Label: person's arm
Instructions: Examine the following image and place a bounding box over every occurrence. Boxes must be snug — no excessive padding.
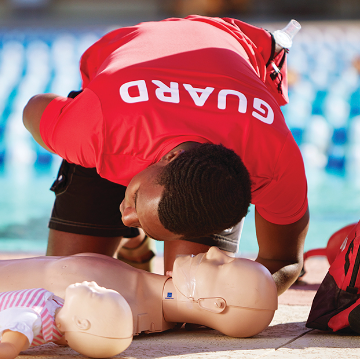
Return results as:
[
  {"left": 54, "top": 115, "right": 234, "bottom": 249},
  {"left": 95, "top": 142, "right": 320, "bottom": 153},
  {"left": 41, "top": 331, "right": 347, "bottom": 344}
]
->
[
  {"left": 0, "top": 330, "right": 29, "bottom": 359},
  {"left": 255, "top": 206, "right": 309, "bottom": 295},
  {"left": 22, "top": 93, "right": 61, "bottom": 153}
]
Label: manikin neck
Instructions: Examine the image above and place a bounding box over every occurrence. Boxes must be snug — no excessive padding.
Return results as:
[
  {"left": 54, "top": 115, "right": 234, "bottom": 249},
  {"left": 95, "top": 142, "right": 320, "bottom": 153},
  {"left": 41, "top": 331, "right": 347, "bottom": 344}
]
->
[
  {"left": 162, "top": 278, "right": 181, "bottom": 323},
  {"left": 162, "top": 278, "right": 201, "bottom": 324},
  {"left": 162, "top": 278, "right": 177, "bottom": 301}
]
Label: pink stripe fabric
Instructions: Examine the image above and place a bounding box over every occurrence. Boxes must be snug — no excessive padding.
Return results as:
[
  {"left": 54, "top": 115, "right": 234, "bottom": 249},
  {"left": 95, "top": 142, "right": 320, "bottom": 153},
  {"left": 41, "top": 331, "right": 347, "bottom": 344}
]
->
[{"left": 0, "top": 288, "right": 63, "bottom": 346}]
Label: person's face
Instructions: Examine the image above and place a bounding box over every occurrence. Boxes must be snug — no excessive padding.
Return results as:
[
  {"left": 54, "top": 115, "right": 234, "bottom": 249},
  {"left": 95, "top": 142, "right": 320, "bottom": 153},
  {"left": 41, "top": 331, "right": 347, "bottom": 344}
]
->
[{"left": 120, "top": 163, "right": 183, "bottom": 241}]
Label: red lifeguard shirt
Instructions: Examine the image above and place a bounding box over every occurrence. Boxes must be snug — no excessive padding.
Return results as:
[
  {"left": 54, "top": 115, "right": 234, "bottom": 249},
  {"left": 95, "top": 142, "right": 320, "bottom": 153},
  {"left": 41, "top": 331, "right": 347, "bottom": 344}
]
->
[{"left": 40, "top": 15, "right": 308, "bottom": 225}]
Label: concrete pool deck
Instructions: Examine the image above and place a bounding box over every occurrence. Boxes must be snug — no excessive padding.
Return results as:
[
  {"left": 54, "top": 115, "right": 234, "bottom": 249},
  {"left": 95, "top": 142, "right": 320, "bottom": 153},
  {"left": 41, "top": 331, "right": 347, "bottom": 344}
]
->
[{"left": 2, "top": 253, "right": 359, "bottom": 358}]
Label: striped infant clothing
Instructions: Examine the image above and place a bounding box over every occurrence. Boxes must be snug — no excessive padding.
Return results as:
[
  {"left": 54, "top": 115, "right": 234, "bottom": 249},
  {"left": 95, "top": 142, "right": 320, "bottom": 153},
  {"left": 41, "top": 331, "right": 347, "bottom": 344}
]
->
[{"left": 0, "top": 288, "right": 64, "bottom": 346}]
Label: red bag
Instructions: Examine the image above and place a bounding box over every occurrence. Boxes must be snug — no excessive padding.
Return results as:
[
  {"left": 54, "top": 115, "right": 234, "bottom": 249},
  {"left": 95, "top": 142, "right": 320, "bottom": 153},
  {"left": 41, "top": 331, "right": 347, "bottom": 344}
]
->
[{"left": 306, "top": 220, "right": 360, "bottom": 333}]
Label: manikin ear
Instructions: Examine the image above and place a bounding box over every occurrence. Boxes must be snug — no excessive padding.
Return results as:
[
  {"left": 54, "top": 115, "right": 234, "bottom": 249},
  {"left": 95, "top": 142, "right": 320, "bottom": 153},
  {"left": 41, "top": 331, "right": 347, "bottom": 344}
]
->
[
  {"left": 73, "top": 317, "right": 91, "bottom": 331},
  {"left": 198, "top": 297, "right": 227, "bottom": 314}
]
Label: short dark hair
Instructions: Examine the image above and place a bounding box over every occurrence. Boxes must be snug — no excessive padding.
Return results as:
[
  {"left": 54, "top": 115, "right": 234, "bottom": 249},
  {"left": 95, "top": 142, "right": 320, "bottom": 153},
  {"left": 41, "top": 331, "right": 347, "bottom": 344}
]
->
[{"left": 156, "top": 143, "right": 252, "bottom": 239}]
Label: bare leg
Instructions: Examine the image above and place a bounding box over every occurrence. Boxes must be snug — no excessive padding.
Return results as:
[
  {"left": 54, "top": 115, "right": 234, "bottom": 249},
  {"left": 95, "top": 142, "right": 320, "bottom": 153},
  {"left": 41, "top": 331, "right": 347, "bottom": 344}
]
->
[
  {"left": 47, "top": 229, "right": 122, "bottom": 257},
  {"left": 116, "top": 229, "right": 157, "bottom": 271}
]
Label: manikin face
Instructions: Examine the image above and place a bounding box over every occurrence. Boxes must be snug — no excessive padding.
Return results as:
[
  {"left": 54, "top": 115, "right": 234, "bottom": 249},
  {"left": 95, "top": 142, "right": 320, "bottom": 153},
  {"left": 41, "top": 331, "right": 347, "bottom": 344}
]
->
[
  {"left": 120, "top": 163, "right": 183, "bottom": 241},
  {"left": 172, "top": 247, "right": 278, "bottom": 311},
  {"left": 172, "top": 247, "right": 235, "bottom": 299},
  {"left": 56, "top": 281, "right": 133, "bottom": 338}
]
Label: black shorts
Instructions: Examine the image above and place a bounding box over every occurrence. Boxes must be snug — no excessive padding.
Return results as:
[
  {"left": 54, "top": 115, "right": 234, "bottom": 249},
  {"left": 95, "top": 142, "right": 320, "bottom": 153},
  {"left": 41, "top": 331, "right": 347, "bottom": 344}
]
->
[
  {"left": 49, "top": 160, "right": 139, "bottom": 238},
  {"left": 49, "top": 160, "right": 241, "bottom": 252}
]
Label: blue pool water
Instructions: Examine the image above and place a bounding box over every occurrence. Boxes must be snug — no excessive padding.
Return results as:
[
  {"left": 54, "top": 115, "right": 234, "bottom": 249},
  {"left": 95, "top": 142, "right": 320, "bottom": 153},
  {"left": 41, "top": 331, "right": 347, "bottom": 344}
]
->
[
  {"left": 1, "top": 163, "right": 359, "bottom": 255},
  {"left": 1, "top": 21, "right": 360, "bottom": 255}
]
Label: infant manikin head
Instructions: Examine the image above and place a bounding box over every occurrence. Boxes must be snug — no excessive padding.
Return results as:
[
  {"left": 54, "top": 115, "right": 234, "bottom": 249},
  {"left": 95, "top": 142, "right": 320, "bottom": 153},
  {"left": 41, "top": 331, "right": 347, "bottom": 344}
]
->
[
  {"left": 169, "top": 247, "right": 277, "bottom": 337},
  {"left": 55, "top": 281, "right": 133, "bottom": 358}
]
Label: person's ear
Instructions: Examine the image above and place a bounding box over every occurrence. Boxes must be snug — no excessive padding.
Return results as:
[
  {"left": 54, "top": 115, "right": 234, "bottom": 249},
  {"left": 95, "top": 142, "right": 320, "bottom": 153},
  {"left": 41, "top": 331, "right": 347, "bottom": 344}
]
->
[
  {"left": 74, "top": 317, "right": 91, "bottom": 331},
  {"left": 198, "top": 297, "right": 227, "bottom": 313},
  {"left": 161, "top": 149, "right": 185, "bottom": 162}
]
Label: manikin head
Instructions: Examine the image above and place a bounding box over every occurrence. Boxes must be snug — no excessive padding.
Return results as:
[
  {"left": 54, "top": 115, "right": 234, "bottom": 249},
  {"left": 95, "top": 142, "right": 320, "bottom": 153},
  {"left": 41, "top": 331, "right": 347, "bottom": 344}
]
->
[
  {"left": 165, "top": 247, "right": 277, "bottom": 337},
  {"left": 55, "top": 281, "right": 133, "bottom": 358}
]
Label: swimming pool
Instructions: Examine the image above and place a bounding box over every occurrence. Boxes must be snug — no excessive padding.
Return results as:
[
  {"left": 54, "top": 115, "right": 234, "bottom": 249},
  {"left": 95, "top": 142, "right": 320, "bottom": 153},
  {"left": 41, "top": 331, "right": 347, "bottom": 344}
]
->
[
  {"left": 0, "top": 21, "right": 360, "bottom": 255},
  {"left": 1, "top": 160, "right": 359, "bottom": 255}
]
